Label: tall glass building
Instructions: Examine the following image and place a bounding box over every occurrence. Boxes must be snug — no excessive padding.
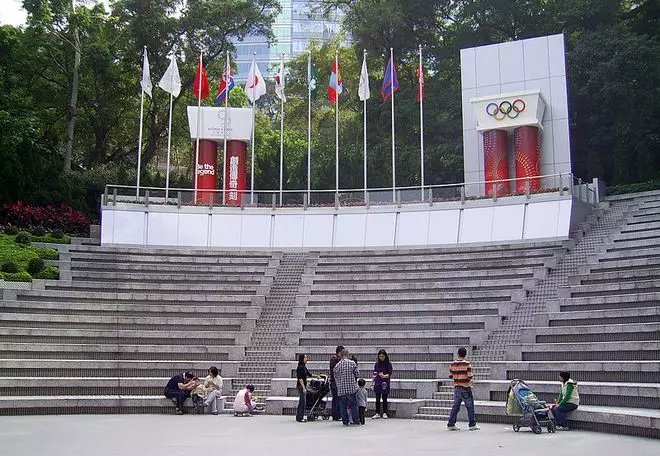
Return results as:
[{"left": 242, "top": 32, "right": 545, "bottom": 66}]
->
[{"left": 233, "top": 1, "right": 345, "bottom": 81}]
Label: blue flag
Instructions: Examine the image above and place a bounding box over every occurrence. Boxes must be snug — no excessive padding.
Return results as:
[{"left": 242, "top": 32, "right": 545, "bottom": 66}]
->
[{"left": 381, "top": 56, "right": 399, "bottom": 100}]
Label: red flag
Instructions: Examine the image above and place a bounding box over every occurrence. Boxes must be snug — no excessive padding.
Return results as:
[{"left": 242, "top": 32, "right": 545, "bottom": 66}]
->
[
  {"left": 416, "top": 62, "right": 425, "bottom": 103},
  {"left": 193, "top": 61, "right": 210, "bottom": 99},
  {"left": 327, "top": 57, "right": 343, "bottom": 104}
]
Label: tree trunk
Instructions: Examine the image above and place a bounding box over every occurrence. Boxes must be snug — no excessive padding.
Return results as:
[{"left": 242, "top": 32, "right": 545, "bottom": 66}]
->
[{"left": 63, "top": 4, "right": 80, "bottom": 173}]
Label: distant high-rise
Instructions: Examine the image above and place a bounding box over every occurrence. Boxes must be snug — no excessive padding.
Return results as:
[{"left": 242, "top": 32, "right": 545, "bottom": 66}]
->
[{"left": 233, "top": 1, "right": 346, "bottom": 82}]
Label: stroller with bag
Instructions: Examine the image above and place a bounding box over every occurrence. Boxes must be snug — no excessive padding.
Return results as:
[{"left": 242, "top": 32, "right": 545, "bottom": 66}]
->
[
  {"left": 305, "top": 374, "right": 331, "bottom": 421},
  {"left": 506, "top": 379, "right": 556, "bottom": 434}
]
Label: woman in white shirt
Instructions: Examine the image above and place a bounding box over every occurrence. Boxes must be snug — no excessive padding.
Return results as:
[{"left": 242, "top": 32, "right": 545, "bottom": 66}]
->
[{"left": 203, "top": 366, "right": 224, "bottom": 415}]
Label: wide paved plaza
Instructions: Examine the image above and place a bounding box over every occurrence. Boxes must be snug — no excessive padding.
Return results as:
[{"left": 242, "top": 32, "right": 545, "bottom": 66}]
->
[{"left": 0, "top": 415, "right": 658, "bottom": 456}]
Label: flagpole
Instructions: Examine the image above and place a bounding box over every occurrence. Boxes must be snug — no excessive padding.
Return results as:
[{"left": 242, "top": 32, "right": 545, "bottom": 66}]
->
[
  {"left": 136, "top": 47, "right": 147, "bottom": 201},
  {"left": 222, "top": 50, "right": 229, "bottom": 205},
  {"left": 335, "top": 50, "right": 339, "bottom": 200},
  {"left": 307, "top": 53, "right": 312, "bottom": 202},
  {"left": 194, "top": 52, "right": 203, "bottom": 203},
  {"left": 279, "top": 53, "right": 285, "bottom": 206},
  {"left": 250, "top": 53, "right": 256, "bottom": 205},
  {"left": 164, "top": 54, "right": 175, "bottom": 203},
  {"left": 363, "top": 49, "right": 368, "bottom": 202},
  {"left": 419, "top": 45, "right": 425, "bottom": 202},
  {"left": 390, "top": 47, "right": 396, "bottom": 203}
]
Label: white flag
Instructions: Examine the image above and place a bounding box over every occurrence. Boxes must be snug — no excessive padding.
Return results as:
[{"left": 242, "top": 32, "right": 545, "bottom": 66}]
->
[
  {"left": 275, "top": 59, "right": 286, "bottom": 102},
  {"left": 358, "top": 55, "right": 370, "bottom": 101},
  {"left": 158, "top": 54, "right": 181, "bottom": 97},
  {"left": 141, "top": 48, "right": 152, "bottom": 98},
  {"left": 244, "top": 59, "right": 267, "bottom": 102}
]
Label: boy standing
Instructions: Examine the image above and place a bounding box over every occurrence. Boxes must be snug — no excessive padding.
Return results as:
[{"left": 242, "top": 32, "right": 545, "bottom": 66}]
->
[
  {"left": 447, "top": 347, "right": 479, "bottom": 431},
  {"left": 356, "top": 378, "right": 368, "bottom": 425}
]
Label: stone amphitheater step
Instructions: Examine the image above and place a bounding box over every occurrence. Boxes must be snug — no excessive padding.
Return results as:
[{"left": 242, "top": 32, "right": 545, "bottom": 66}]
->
[
  {"left": 569, "top": 267, "right": 660, "bottom": 285},
  {"left": 538, "top": 306, "right": 660, "bottom": 327},
  {"left": 550, "top": 293, "right": 660, "bottom": 313},
  {"left": 580, "top": 256, "right": 660, "bottom": 274},
  {"left": 310, "top": 269, "right": 537, "bottom": 283},
  {"left": 70, "top": 270, "right": 267, "bottom": 282},
  {"left": 287, "top": 346, "right": 455, "bottom": 363},
  {"left": 309, "top": 278, "right": 532, "bottom": 294},
  {"left": 510, "top": 341, "right": 660, "bottom": 361},
  {"left": 559, "top": 280, "right": 660, "bottom": 298},
  {"left": 12, "top": 291, "right": 258, "bottom": 306},
  {"left": 45, "top": 281, "right": 260, "bottom": 294},
  {"left": 520, "top": 322, "right": 660, "bottom": 344},
  {"left": 490, "top": 360, "right": 660, "bottom": 383},
  {"left": 302, "top": 303, "right": 505, "bottom": 319}
]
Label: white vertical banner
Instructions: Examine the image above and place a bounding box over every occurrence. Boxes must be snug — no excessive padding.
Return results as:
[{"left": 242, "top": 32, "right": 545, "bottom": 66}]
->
[
  {"left": 136, "top": 46, "right": 152, "bottom": 199},
  {"left": 157, "top": 52, "right": 181, "bottom": 202},
  {"left": 244, "top": 53, "right": 266, "bottom": 204},
  {"left": 358, "top": 49, "right": 370, "bottom": 201}
]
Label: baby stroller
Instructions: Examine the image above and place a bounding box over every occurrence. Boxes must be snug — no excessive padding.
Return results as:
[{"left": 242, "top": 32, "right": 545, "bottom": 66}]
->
[
  {"left": 506, "top": 379, "right": 556, "bottom": 434},
  {"left": 306, "top": 374, "right": 331, "bottom": 421}
]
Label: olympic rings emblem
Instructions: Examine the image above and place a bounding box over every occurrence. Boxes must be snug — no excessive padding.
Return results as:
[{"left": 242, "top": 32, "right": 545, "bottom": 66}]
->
[{"left": 486, "top": 99, "right": 526, "bottom": 120}]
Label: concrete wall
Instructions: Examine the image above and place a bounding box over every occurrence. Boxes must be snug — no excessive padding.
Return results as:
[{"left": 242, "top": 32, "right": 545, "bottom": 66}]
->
[{"left": 101, "top": 194, "right": 588, "bottom": 249}]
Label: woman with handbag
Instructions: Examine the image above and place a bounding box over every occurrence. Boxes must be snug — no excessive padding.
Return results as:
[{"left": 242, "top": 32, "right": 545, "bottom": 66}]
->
[{"left": 371, "top": 349, "right": 393, "bottom": 419}]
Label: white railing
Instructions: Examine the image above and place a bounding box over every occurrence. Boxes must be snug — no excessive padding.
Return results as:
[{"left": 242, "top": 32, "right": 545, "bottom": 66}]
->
[{"left": 104, "top": 173, "right": 598, "bottom": 209}]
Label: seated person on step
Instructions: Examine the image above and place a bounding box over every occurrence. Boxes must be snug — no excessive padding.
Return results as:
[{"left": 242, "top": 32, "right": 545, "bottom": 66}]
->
[
  {"left": 164, "top": 371, "right": 197, "bottom": 415},
  {"left": 233, "top": 384, "right": 259, "bottom": 416},
  {"left": 201, "top": 366, "right": 224, "bottom": 415}
]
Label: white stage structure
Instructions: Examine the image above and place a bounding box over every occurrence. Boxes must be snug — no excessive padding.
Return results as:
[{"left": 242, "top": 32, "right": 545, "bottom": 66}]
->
[{"left": 101, "top": 33, "right": 595, "bottom": 250}]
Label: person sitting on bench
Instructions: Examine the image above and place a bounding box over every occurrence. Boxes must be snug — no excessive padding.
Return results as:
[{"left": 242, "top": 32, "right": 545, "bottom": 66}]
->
[{"left": 164, "top": 371, "right": 197, "bottom": 415}]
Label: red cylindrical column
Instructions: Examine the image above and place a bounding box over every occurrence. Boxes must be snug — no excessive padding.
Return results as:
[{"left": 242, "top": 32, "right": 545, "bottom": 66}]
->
[
  {"left": 514, "top": 126, "right": 541, "bottom": 194},
  {"left": 194, "top": 139, "right": 218, "bottom": 204},
  {"left": 224, "top": 140, "right": 248, "bottom": 206},
  {"left": 483, "top": 129, "right": 510, "bottom": 197}
]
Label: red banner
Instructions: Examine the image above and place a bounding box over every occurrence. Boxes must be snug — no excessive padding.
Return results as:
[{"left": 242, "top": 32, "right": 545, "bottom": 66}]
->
[
  {"left": 224, "top": 140, "right": 247, "bottom": 206},
  {"left": 483, "top": 129, "right": 510, "bottom": 197},
  {"left": 514, "top": 126, "right": 541, "bottom": 194},
  {"left": 194, "top": 140, "right": 218, "bottom": 204}
]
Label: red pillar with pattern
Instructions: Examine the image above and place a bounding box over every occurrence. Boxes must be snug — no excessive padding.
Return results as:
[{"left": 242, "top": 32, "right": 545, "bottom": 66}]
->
[
  {"left": 194, "top": 139, "right": 218, "bottom": 204},
  {"left": 483, "top": 129, "right": 510, "bottom": 197},
  {"left": 514, "top": 126, "right": 541, "bottom": 194},
  {"left": 224, "top": 140, "right": 247, "bottom": 207}
]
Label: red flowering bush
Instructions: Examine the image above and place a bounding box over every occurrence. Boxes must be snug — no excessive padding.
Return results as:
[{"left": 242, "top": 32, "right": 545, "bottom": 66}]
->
[{"left": 0, "top": 201, "right": 89, "bottom": 236}]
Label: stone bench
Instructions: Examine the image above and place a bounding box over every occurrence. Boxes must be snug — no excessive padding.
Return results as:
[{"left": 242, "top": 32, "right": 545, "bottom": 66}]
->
[
  {"left": 547, "top": 293, "right": 660, "bottom": 313},
  {"left": 535, "top": 307, "right": 660, "bottom": 327},
  {"left": 0, "top": 395, "right": 231, "bottom": 415},
  {"left": 299, "top": 302, "right": 507, "bottom": 318},
  {"left": 284, "top": 346, "right": 455, "bottom": 363},
  {"left": 309, "top": 268, "right": 541, "bottom": 282},
  {"left": 264, "top": 395, "right": 426, "bottom": 419},
  {"left": 470, "top": 401, "right": 660, "bottom": 439},
  {"left": 490, "top": 360, "right": 660, "bottom": 383},
  {"left": 568, "top": 268, "right": 660, "bottom": 286}
]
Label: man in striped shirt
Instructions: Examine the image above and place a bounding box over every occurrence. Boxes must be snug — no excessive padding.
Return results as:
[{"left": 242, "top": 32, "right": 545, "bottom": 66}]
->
[{"left": 447, "top": 347, "right": 479, "bottom": 431}]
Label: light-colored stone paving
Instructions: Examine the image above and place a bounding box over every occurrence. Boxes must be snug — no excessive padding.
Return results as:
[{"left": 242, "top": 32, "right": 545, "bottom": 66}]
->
[{"left": 0, "top": 415, "right": 658, "bottom": 455}]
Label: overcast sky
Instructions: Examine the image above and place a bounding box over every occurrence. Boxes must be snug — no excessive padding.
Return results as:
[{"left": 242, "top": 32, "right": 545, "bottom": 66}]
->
[{"left": 0, "top": 0, "right": 27, "bottom": 26}]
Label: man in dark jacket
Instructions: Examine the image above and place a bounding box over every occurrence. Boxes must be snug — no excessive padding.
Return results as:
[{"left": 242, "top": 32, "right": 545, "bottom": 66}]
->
[
  {"left": 329, "top": 345, "right": 344, "bottom": 421},
  {"left": 164, "top": 371, "right": 196, "bottom": 415}
]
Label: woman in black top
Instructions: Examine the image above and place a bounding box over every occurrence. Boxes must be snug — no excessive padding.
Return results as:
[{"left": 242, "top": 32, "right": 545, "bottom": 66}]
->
[{"left": 296, "top": 353, "right": 312, "bottom": 422}]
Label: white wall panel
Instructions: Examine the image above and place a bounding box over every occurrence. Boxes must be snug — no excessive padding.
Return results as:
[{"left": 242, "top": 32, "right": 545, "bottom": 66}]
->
[
  {"left": 460, "top": 48, "right": 477, "bottom": 89},
  {"left": 523, "top": 37, "right": 550, "bottom": 80},
  {"left": 548, "top": 34, "right": 566, "bottom": 77},
  {"left": 303, "top": 214, "right": 334, "bottom": 248},
  {"left": 552, "top": 118, "right": 571, "bottom": 164},
  {"left": 461, "top": 88, "right": 477, "bottom": 131},
  {"left": 557, "top": 199, "right": 573, "bottom": 237},
  {"left": 210, "top": 214, "right": 242, "bottom": 247},
  {"left": 364, "top": 213, "right": 396, "bottom": 247},
  {"left": 273, "top": 214, "right": 304, "bottom": 248},
  {"left": 100, "top": 210, "right": 114, "bottom": 245},
  {"left": 550, "top": 76, "right": 568, "bottom": 121},
  {"left": 147, "top": 212, "right": 178, "bottom": 246},
  {"left": 475, "top": 44, "right": 500, "bottom": 87},
  {"left": 178, "top": 214, "right": 208, "bottom": 247},
  {"left": 460, "top": 207, "right": 494, "bottom": 243},
  {"left": 524, "top": 201, "right": 559, "bottom": 239},
  {"left": 334, "top": 214, "right": 366, "bottom": 248},
  {"left": 113, "top": 211, "right": 145, "bottom": 244},
  {"left": 240, "top": 214, "right": 272, "bottom": 248},
  {"left": 492, "top": 205, "right": 525, "bottom": 242},
  {"left": 498, "top": 40, "right": 524, "bottom": 84},
  {"left": 396, "top": 211, "right": 430, "bottom": 247},
  {"left": 428, "top": 210, "right": 460, "bottom": 245}
]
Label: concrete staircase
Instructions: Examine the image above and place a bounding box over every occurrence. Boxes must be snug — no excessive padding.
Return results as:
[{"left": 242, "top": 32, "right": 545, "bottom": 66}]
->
[{"left": 228, "top": 252, "right": 310, "bottom": 409}]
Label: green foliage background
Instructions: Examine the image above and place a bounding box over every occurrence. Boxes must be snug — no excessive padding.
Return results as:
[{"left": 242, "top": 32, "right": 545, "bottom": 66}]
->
[{"left": 1, "top": 0, "right": 658, "bottom": 220}]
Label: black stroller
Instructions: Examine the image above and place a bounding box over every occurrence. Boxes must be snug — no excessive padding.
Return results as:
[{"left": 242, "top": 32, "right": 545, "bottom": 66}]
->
[
  {"left": 506, "top": 379, "right": 556, "bottom": 434},
  {"left": 305, "top": 374, "right": 331, "bottom": 421}
]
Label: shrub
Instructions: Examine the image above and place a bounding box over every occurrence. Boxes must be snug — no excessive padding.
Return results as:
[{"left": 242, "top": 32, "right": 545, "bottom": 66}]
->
[
  {"left": 35, "top": 248, "right": 59, "bottom": 260},
  {"left": 34, "top": 266, "right": 59, "bottom": 280},
  {"left": 27, "top": 257, "right": 45, "bottom": 274},
  {"left": 2, "top": 271, "right": 33, "bottom": 282},
  {"left": 3, "top": 226, "right": 18, "bottom": 235},
  {"left": 32, "top": 226, "right": 46, "bottom": 237},
  {"left": 0, "top": 201, "right": 89, "bottom": 236},
  {"left": 51, "top": 229, "right": 64, "bottom": 239},
  {"left": 15, "top": 232, "right": 31, "bottom": 245},
  {"left": 1, "top": 261, "right": 20, "bottom": 273}
]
